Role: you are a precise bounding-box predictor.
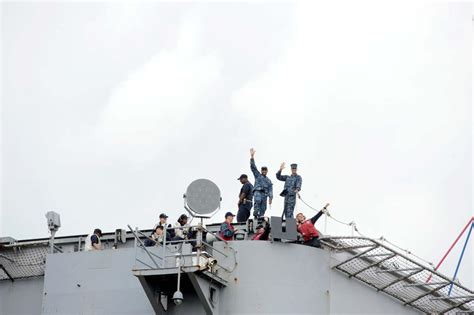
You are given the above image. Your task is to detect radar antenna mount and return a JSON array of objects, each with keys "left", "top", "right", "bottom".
[{"left": 183, "top": 178, "right": 221, "bottom": 219}]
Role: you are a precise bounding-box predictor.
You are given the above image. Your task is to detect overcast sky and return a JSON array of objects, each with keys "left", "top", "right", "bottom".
[{"left": 1, "top": 2, "right": 472, "bottom": 286}]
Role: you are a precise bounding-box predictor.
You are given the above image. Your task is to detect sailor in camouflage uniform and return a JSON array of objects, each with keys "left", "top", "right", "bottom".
[
  {"left": 249, "top": 148, "right": 273, "bottom": 219},
  {"left": 276, "top": 162, "right": 302, "bottom": 219}
]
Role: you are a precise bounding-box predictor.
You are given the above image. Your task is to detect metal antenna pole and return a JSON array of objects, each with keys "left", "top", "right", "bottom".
[
  {"left": 176, "top": 255, "right": 181, "bottom": 292},
  {"left": 49, "top": 230, "right": 56, "bottom": 254},
  {"left": 196, "top": 218, "right": 203, "bottom": 262},
  {"left": 45, "top": 211, "right": 61, "bottom": 254},
  {"left": 324, "top": 214, "right": 328, "bottom": 234},
  {"left": 172, "top": 254, "right": 184, "bottom": 306},
  {"left": 162, "top": 225, "right": 167, "bottom": 268}
]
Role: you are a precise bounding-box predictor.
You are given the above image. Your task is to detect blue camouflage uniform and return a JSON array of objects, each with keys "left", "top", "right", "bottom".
[
  {"left": 276, "top": 170, "right": 302, "bottom": 219},
  {"left": 250, "top": 158, "right": 273, "bottom": 218}
]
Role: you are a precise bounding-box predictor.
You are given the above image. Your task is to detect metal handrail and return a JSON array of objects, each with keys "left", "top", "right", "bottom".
[
  {"left": 151, "top": 223, "right": 231, "bottom": 243},
  {"left": 127, "top": 225, "right": 160, "bottom": 269},
  {"left": 129, "top": 224, "right": 235, "bottom": 275}
]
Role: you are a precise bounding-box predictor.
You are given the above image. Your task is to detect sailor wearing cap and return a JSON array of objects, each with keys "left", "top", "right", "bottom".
[
  {"left": 237, "top": 174, "right": 254, "bottom": 222},
  {"left": 219, "top": 212, "right": 236, "bottom": 241},
  {"left": 154, "top": 213, "right": 175, "bottom": 239},
  {"left": 276, "top": 162, "right": 302, "bottom": 219},
  {"left": 85, "top": 228, "right": 103, "bottom": 251},
  {"left": 249, "top": 148, "right": 273, "bottom": 219}
]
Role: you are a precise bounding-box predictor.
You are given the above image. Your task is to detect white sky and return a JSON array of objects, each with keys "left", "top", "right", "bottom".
[{"left": 1, "top": 2, "right": 472, "bottom": 287}]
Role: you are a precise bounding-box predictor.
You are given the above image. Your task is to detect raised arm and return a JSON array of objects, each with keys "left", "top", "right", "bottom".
[
  {"left": 250, "top": 159, "right": 260, "bottom": 178},
  {"left": 310, "top": 204, "right": 329, "bottom": 224},
  {"left": 276, "top": 162, "right": 288, "bottom": 181},
  {"left": 310, "top": 210, "right": 324, "bottom": 225},
  {"left": 250, "top": 148, "right": 260, "bottom": 178}
]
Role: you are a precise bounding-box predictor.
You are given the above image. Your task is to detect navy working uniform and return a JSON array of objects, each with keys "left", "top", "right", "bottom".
[
  {"left": 276, "top": 164, "right": 302, "bottom": 219},
  {"left": 250, "top": 158, "right": 273, "bottom": 218},
  {"left": 237, "top": 174, "right": 253, "bottom": 222}
]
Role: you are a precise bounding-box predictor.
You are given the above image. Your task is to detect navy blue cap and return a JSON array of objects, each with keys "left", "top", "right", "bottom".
[
  {"left": 225, "top": 211, "right": 235, "bottom": 218},
  {"left": 290, "top": 163, "right": 298, "bottom": 169},
  {"left": 159, "top": 213, "right": 168, "bottom": 219},
  {"left": 237, "top": 174, "right": 248, "bottom": 180}
]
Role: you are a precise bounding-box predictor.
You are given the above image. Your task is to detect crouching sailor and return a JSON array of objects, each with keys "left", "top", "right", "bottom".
[
  {"left": 252, "top": 217, "right": 271, "bottom": 241},
  {"left": 220, "top": 212, "right": 236, "bottom": 241},
  {"left": 296, "top": 205, "right": 328, "bottom": 248},
  {"left": 145, "top": 225, "right": 171, "bottom": 247},
  {"left": 85, "top": 228, "right": 103, "bottom": 251}
]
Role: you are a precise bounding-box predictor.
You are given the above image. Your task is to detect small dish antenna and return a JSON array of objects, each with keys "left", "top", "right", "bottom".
[{"left": 184, "top": 179, "right": 221, "bottom": 218}]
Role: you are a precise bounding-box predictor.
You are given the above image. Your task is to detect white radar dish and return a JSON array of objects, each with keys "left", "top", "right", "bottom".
[{"left": 184, "top": 179, "right": 221, "bottom": 217}]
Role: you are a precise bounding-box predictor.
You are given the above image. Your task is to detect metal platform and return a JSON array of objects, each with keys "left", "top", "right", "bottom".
[
  {"left": 320, "top": 236, "right": 474, "bottom": 314},
  {"left": 129, "top": 224, "right": 236, "bottom": 315}
]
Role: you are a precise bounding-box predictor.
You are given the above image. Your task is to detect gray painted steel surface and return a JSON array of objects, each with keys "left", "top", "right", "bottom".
[
  {"left": 0, "top": 240, "right": 423, "bottom": 314},
  {"left": 0, "top": 277, "right": 44, "bottom": 315}
]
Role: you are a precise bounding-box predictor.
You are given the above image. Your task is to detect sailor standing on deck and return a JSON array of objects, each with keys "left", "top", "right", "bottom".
[
  {"left": 249, "top": 148, "right": 273, "bottom": 219},
  {"left": 276, "top": 162, "right": 302, "bottom": 219},
  {"left": 237, "top": 174, "right": 254, "bottom": 222}
]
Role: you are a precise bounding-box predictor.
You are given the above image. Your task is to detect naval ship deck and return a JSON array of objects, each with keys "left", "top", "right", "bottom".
[{"left": 1, "top": 219, "right": 473, "bottom": 315}]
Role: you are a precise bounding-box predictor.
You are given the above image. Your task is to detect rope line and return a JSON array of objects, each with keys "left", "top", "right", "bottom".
[
  {"left": 298, "top": 194, "right": 365, "bottom": 237},
  {"left": 380, "top": 237, "right": 434, "bottom": 267},
  {"left": 297, "top": 194, "right": 434, "bottom": 262}
]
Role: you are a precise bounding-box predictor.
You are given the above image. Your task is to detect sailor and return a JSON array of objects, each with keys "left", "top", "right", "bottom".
[
  {"left": 237, "top": 174, "right": 254, "bottom": 222},
  {"left": 251, "top": 217, "right": 271, "bottom": 241},
  {"left": 173, "top": 214, "right": 190, "bottom": 241},
  {"left": 296, "top": 207, "right": 327, "bottom": 248},
  {"left": 249, "top": 148, "right": 273, "bottom": 219},
  {"left": 276, "top": 162, "right": 302, "bottom": 219},
  {"left": 219, "top": 212, "right": 236, "bottom": 241},
  {"left": 154, "top": 213, "right": 175, "bottom": 239},
  {"left": 85, "top": 228, "right": 102, "bottom": 251},
  {"left": 144, "top": 225, "right": 171, "bottom": 247}
]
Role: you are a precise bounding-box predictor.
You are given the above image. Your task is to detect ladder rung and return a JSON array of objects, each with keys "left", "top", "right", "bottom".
[
  {"left": 377, "top": 268, "right": 422, "bottom": 274},
  {"left": 364, "top": 253, "right": 393, "bottom": 258},
  {"left": 403, "top": 281, "right": 450, "bottom": 287},
  {"left": 430, "top": 295, "right": 474, "bottom": 301}
]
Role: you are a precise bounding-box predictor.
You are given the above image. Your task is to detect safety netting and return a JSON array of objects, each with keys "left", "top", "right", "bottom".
[
  {"left": 0, "top": 244, "right": 49, "bottom": 281},
  {"left": 320, "top": 236, "right": 473, "bottom": 315}
]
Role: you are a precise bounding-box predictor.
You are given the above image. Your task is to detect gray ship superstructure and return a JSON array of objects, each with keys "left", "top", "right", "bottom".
[{"left": 1, "top": 180, "right": 473, "bottom": 314}]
